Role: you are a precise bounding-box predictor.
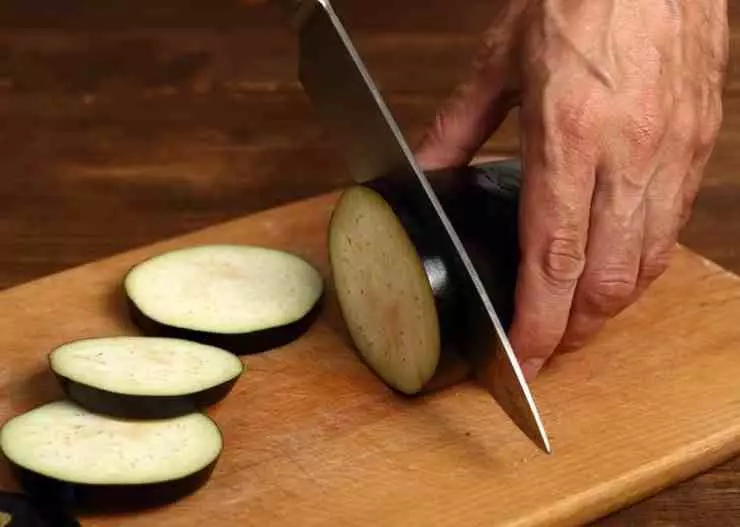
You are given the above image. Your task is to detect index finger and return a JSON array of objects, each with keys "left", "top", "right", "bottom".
[{"left": 508, "top": 115, "right": 596, "bottom": 380}]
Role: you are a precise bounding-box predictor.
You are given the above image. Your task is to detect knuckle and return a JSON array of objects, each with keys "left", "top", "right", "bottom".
[
  {"left": 581, "top": 273, "right": 636, "bottom": 314},
  {"left": 554, "top": 97, "right": 599, "bottom": 143},
  {"left": 541, "top": 234, "right": 586, "bottom": 287},
  {"left": 710, "top": 24, "right": 730, "bottom": 82},
  {"left": 621, "top": 108, "right": 665, "bottom": 152},
  {"left": 698, "top": 100, "right": 723, "bottom": 152},
  {"left": 700, "top": 119, "right": 721, "bottom": 151},
  {"left": 672, "top": 105, "right": 698, "bottom": 147}
]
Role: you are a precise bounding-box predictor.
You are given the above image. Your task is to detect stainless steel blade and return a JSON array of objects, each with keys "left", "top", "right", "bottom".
[{"left": 277, "top": 0, "right": 550, "bottom": 453}]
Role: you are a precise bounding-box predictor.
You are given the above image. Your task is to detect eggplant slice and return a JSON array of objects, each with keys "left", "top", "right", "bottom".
[
  {"left": 328, "top": 161, "right": 522, "bottom": 396},
  {"left": 0, "top": 401, "right": 222, "bottom": 512},
  {"left": 329, "top": 185, "right": 445, "bottom": 395},
  {"left": 124, "top": 244, "right": 324, "bottom": 354},
  {"left": 49, "top": 336, "right": 244, "bottom": 419}
]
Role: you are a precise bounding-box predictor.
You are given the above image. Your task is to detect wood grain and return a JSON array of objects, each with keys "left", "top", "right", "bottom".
[
  {"left": 1, "top": 0, "right": 739, "bottom": 524},
  {"left": 2, "top": 192, "right": 740, "bottom": 527}
]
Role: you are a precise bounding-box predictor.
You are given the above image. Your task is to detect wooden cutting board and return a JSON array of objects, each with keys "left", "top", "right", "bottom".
[{"left": 2, "top": 190, "right": 740, "bottom": 527}]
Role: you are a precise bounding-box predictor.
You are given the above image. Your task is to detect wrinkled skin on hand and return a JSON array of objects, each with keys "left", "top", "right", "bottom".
[{"left": 415, "top": 0, "right": 729, "bottom": 379}]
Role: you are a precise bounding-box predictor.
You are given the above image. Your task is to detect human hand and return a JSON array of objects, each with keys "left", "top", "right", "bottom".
[{"left": 415, "top": 0, "right": 729, "bottom": 379}]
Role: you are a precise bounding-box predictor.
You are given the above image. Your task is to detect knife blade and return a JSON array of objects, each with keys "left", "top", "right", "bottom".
[{"left": 277, "top": 0, "right": 550, "bottom": 453}]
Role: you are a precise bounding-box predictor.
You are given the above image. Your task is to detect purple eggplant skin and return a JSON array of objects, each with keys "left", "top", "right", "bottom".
[
  {"left": 360, "top": 176, "right": 466, "bottom": 357},
  {"left": 5, "top": 457, "right": 219, "bottom": 515},
  {"left": 51, "top": 370, "right": 240, "bottom": 420},
  {"left": 426, "top": 159, "right": 522, "bottom": 331},
  {"left": 0, "top": 491, "right": 79, "bottom": 527},
  {"left": 125, "top": 293, "right": 324, "bottom": 356},
  {"left": 366, "top": 160, "right": 521, "bottom": 341}
]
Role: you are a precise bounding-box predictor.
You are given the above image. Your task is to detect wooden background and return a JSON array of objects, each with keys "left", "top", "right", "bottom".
[{"left": 1, "top": 1, "right": 738, "bottom": 524}]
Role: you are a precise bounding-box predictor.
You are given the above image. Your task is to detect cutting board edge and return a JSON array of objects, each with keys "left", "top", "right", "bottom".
[{"left": 535, "top": 421, "right": 740, "bottom": 527}]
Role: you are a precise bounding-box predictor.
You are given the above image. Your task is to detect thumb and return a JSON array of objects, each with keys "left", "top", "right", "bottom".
[{"left": 415, "top": 29, "right": 520, "bottom": 171}]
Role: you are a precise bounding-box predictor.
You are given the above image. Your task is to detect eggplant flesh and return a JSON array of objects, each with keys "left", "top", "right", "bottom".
[
  {"left": 49, "top": 336, "right": 244, "bottom": 419},
  {"left": 328, "top": 160, "right": 522, "bottom": 395},
  {"left": 124, "top": 244, "right": 324, "bottom": 355},
  {"left": 0, "top": 401, "right": 222, "bottom": 512},
  {"left": 330, "top": 185, "right": 444, "bottom": 394}
]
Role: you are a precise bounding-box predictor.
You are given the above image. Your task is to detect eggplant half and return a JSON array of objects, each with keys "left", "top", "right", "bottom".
[
  {"left": 49, "top": 336, "right": 244, "bottom": 419},
  {"left": 0, "top": 401, "right": 222, "bottom": 513},
  {"left": 328, "top": 160, "right": 522, "bottom": 395},
  {"left": 124, "top": 244, "right": 324, "bottom": 355}
]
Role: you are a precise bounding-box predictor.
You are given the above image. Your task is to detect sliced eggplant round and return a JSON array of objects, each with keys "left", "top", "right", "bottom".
[
  {"left": 49, "top": 336, "right": 244, "bottom": 419},
  {"left": 0, "top": 401, "right": 223, "bottom": 512},
  {"left": 329, "top": 185, "right": 446, "bottom": 395},
  {"left": 123, "top": 244, "right": 324, "bottom": 355},
  {"left": 328, "top": 161, "right": 522, "bottom": 395}
]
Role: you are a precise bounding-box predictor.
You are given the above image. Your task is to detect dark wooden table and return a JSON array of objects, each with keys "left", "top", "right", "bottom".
[{"left": 1, "top": 1, "right": 739, "bottom": 524}]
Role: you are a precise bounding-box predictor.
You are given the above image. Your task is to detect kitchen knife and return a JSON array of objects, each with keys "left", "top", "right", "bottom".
[{"left": 276, "top": 0, "right": 550, "bottom": 454}]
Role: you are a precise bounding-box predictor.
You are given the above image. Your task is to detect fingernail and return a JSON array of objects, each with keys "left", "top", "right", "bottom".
[{"left": 521, "top": 358, "right": 545, "bottom": 382}]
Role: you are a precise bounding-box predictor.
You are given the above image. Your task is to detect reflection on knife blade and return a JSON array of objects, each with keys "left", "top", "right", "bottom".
[{"left": 276, "top": 0, "right": 550, "bottom": 453}]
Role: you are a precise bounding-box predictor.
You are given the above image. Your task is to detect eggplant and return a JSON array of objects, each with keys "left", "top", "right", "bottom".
[
  {"left": 124, "top": 244, "right": 324, "bottom": 355},
  {"left": 49, "top": 336, "right": 244, "bottom": 419},
  {"left": 0, "top": 491, "right": 78, "bottom": 527},
  {"left": 328, "top": 160, "right": 522, "bottom": 395},
  {"left": 0, "top": 401, "right": 222, "bottom": 513}
]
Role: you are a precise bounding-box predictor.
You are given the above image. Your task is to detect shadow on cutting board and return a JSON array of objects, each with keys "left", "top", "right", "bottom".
[
  {"left": 7, "top": 367, "right": 62, "bottom": 417},
  {"left": 107, "top": 282, "right": 140, "bottom": 334}
]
